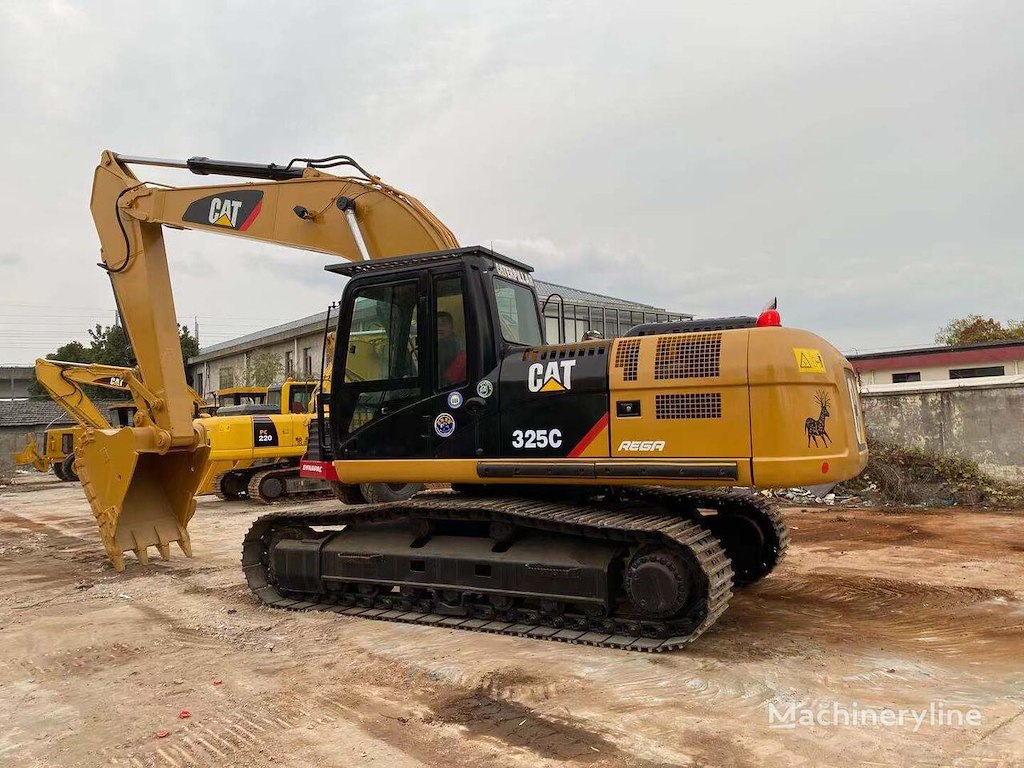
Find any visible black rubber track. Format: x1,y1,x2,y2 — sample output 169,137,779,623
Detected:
246,467,333,505
622,488,789,586
241,490,738,652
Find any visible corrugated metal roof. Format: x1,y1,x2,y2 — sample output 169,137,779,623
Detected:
0,400,124,428
190,279,684,363
847,339,1024,361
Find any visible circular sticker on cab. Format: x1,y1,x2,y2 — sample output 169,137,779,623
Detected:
434,412,455,438
447,391,463,409
476,380,494,398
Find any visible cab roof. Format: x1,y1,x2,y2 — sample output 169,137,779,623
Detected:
324,246,533,279
215,387,267,396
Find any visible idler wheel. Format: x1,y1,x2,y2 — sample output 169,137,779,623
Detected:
702,511,776,586
259,475,286,500
625,547,693,619
220,471,248,498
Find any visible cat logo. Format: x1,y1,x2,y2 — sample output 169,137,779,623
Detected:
528,359,576,393
182,190,264,232
209,198,242,227
105,376,126,388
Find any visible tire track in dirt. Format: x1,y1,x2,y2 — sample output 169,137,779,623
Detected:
732,572,1024,660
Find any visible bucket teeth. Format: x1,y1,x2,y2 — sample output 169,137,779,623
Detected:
74,427,211,573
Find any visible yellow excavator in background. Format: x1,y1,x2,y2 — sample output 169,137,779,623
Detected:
14,426,82,481
23,357,398,504
82,150,866,649
14,359,207,481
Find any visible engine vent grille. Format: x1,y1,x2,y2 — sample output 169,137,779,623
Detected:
654,333,721,379
655,393,722,420
614,339,641,382
523,341,610,362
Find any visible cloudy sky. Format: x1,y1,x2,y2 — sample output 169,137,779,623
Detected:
1,0,1020,363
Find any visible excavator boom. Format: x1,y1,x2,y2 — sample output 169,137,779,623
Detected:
86,151,458,569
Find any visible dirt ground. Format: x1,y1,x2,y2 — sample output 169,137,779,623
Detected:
1,475,1022,768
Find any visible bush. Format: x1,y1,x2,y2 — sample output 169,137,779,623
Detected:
836,441,1024,507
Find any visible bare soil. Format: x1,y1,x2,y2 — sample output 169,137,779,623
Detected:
1,474,1022,768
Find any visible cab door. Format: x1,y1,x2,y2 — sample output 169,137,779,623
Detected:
330,275,429,458
329,264,486,460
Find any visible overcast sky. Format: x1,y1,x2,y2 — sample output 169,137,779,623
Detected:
1,0,1020,363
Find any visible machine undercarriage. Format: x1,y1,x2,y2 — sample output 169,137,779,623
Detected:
243,487,787,651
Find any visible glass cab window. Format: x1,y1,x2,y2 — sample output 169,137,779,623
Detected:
493,277,543,346
435,274,468,389
267,386,282,408
287,383,314,413
336,281,421,436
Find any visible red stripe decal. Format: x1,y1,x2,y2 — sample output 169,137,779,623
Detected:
568,412,609,458
239,199,263,231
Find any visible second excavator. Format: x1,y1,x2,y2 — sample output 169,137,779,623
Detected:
81,150,867,650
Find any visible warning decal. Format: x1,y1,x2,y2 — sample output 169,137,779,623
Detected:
793,348,826,374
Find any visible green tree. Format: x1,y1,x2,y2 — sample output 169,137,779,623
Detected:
86,323,133,366
935,315,1024,346
244,351,283,387
49,340,90,364
179,325,200,363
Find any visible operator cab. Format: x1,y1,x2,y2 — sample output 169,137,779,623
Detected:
268,380,315,415
212,386,273,416
325,246,607,464
214,387,268,407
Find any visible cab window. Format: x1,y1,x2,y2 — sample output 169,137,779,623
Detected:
335,280,422,436
493,277,543,345
267,387,282,408
435,274,468,389
344,282,419,384
289,385,313,413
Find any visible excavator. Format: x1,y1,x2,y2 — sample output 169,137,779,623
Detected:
14,359,207,481
84,150,867,650
14,426,81,481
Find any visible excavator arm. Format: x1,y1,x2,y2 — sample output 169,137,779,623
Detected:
86,151,458,570
13,434,49,473
33,358,206,429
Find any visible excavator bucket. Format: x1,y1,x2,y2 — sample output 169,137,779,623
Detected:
13,433,49,473
75,428,211,572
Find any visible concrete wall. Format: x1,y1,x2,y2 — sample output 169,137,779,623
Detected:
0,366,34,401
862,383,1024,481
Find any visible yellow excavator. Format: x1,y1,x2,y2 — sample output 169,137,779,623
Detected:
14,359,206,481
83,150,866,650
25,357,400,504
14,426,81,480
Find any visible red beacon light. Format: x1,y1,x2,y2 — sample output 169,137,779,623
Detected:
756,298,781,327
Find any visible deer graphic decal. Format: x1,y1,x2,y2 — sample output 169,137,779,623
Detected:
804,390,832,448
